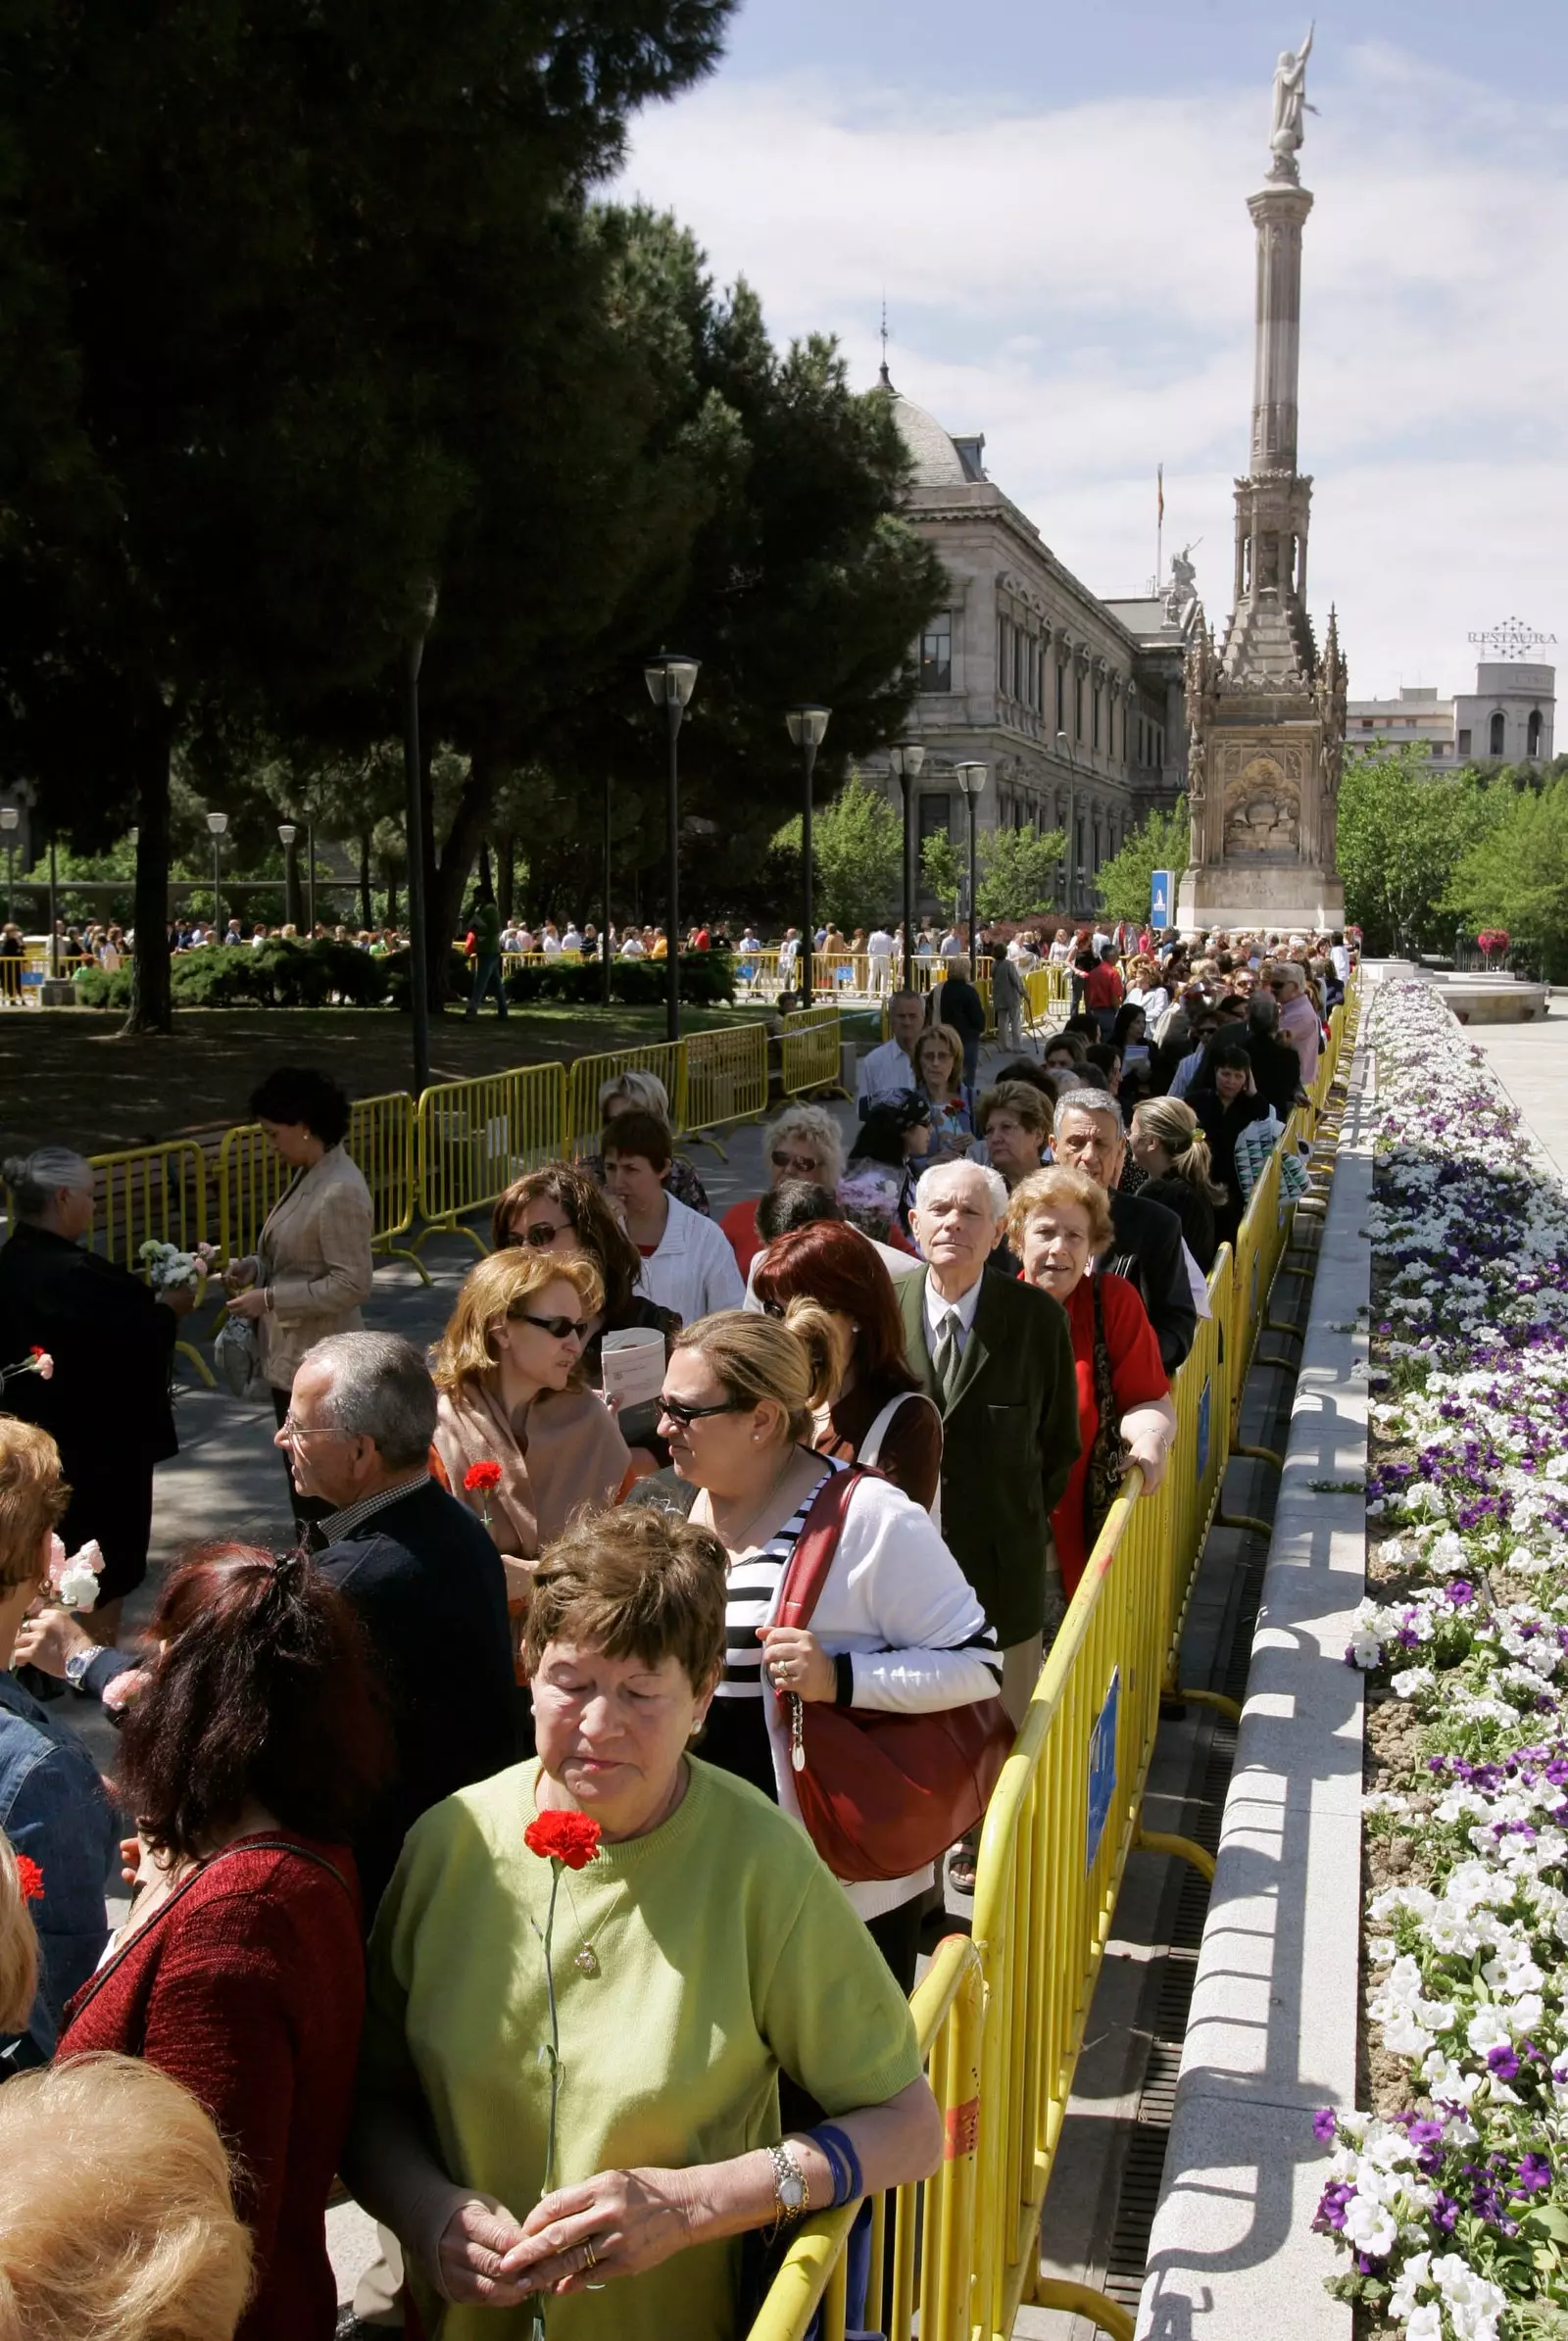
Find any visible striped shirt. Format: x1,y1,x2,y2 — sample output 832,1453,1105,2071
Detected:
701,1465,836,1802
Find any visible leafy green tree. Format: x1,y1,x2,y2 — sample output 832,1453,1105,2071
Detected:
1338,747,1502,954
772,775,903,931
976,826,1066,924
1444,773,1568,979
1095,801,1190,924
921,831,962,914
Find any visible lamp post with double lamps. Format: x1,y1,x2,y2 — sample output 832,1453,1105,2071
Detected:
954,761,988,950
276,823,301,933
887,742,926,986
786,706,831,1006
643,653,701,1044
206,812,227,945
0,806,16,925
1054,731,1078,922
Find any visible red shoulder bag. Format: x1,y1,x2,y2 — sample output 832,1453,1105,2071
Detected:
774,1470,1013,1883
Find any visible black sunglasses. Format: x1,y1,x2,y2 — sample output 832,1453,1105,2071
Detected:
656,1394,744,1427
517,1311,590,1341
507,1221,572,1249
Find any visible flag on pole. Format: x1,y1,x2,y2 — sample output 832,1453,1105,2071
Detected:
1157,463,1164,524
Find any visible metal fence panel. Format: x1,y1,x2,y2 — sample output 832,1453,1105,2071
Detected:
416,1063,567,1254
778,1006,843,1098
684,1022,769,1138
564,1041,689,1155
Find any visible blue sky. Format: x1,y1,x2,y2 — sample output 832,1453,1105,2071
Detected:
620,1,1568,700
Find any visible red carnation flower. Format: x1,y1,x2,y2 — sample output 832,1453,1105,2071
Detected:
14,1854,43,1902
464,1460,503,1493
524,1811,603,1871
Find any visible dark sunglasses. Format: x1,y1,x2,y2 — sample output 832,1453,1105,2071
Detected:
656,1394,744,1427
517,1311,590,1341
770,1149,821,1173
507,1221,571,1249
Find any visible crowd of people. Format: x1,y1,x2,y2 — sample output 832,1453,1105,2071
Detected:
0,914,1351,2337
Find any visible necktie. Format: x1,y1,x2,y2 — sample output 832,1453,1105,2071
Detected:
933,1307,962,1400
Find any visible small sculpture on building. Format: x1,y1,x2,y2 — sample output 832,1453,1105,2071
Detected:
1269,24,1316,181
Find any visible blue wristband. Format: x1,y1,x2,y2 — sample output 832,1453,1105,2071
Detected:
808,2122,864,2209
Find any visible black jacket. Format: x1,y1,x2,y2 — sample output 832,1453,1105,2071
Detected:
1104,1189,1198,1374
897,1268,1079,1648
1192,1089,1274,1214
1246,1030,1304,1119
1139,1174,1217,1277
315,1479,517,1922
937,979,987,1047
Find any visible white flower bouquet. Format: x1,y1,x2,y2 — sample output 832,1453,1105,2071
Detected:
138,1238,218,1291
46,1534,104,1614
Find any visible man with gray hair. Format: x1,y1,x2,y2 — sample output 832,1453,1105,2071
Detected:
0,1145,196,1639
281,1331,515,1922
897,1159,1079,1787
1051,1092,1198,1374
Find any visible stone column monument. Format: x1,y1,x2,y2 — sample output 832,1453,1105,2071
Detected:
1176,28,1348,936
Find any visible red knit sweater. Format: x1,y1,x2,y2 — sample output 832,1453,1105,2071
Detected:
59,1833,364,2341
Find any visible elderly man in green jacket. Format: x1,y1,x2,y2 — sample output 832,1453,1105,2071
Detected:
897,1157,1080,1729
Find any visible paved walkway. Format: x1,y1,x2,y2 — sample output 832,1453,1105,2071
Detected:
1463,1004,1568,1182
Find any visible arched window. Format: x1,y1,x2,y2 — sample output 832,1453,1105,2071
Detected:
1529,709,1544,758
1490,710,1506,756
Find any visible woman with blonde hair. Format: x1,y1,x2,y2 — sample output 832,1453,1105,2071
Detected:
717,1101,847,1276
1006,1167,1176,1603
430,1249,633,1607
0,1418,116,2068
629,1310,999,1989
912,1022,972,1159
1128,1096,1224,1275
0,2053,253,2341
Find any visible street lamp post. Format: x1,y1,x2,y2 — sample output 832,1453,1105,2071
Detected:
1055,731,1078,922
0,806,16,925
643,653,701,1045
206,812,228,943
403,581,440,1098
602,774,613,1008
276,823,300,933
47,837,58,973
955,761,988,951
786,706,832,1007
887,743,926,986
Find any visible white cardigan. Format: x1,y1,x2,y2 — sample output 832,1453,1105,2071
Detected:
757,1466,1002,1921
634,1192,745,1325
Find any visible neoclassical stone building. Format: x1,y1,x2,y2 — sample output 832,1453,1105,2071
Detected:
863,369,1195,919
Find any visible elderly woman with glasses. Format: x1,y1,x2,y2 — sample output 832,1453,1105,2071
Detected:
629,1311,998,1992
430,1252,634,1646
717,1104,847,1278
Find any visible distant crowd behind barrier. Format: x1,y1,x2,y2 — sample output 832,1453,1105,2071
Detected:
747,980,1358,2341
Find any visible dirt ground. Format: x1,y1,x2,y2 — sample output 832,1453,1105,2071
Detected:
0,1000,846,1156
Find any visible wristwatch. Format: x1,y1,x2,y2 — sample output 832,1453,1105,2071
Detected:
64,1646,96,1692
766,2141,810,2229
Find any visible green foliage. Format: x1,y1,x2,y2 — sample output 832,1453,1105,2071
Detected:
503,951,734,1008
1095,801,1190,924
75,939,394,1011
773,776,904,931
976,827,1067,923
1338,747,1503,954
1445,772,1568,980
920,831,962,911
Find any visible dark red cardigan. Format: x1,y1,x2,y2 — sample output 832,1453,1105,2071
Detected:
59,1833,364,2341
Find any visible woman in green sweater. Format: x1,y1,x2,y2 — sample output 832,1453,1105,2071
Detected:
343,1506,941,2340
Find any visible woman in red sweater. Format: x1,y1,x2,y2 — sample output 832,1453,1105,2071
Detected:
59,1546,391,2341
1004,1166,1177,1600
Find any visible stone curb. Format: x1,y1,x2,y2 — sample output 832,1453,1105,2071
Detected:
1136,1049,1371,2341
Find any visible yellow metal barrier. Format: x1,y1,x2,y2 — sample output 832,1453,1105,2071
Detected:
778,1006,844,1099
415,1063,568,1256
0,956,22,1001
683,1022,769,1155
745,1933,986,2341
215,1095,425,1283
565,1041,689,1157
86,1142,216,1389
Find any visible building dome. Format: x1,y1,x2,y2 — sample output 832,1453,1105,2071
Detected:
878,369,982,488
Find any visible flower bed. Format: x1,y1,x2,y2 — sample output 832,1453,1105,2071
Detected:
1315,979,1568,2339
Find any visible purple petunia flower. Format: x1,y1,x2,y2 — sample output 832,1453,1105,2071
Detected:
1488,2043,1520,2080
1516,2153,1552,2194
1311,2107,1337,2145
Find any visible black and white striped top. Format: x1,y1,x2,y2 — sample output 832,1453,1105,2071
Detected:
700,1464,835,1802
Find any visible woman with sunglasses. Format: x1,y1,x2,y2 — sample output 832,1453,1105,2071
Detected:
716,1103,846,1278
631,1312,997,1991
430,1251,633,1647
492,1166,679,1455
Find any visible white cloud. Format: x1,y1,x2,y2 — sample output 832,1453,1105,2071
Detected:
619,47,1568,698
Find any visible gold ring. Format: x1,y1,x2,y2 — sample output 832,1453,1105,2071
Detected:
582,2238,600,2271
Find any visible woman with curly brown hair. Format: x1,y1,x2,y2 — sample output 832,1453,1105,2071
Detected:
58,1545,391,2340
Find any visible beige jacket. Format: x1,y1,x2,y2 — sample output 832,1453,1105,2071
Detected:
256,1145,375,1390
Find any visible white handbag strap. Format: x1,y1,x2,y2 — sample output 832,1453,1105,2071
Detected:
858,1391,911,1472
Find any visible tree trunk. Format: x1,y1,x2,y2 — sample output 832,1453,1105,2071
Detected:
497,834,514,922
359,832,373,929
429,754,504,1005
123,709,174,1035
385,874,399,928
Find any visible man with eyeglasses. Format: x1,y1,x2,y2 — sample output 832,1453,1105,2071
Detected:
1266,961,1323,1088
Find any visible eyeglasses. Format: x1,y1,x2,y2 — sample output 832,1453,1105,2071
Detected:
507,1221,572,1249
278,1412,348,1445
770,1150,821,1175
516,1311,590,1342
656,1394,744,1427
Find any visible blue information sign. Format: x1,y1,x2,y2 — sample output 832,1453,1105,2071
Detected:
1151,869,1174,930
1086,1667,1120,1872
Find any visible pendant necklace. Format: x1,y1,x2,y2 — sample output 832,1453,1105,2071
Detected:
563,1873,608,1976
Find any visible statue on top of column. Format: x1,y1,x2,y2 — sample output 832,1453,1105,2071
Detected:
1268,24,1316,182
